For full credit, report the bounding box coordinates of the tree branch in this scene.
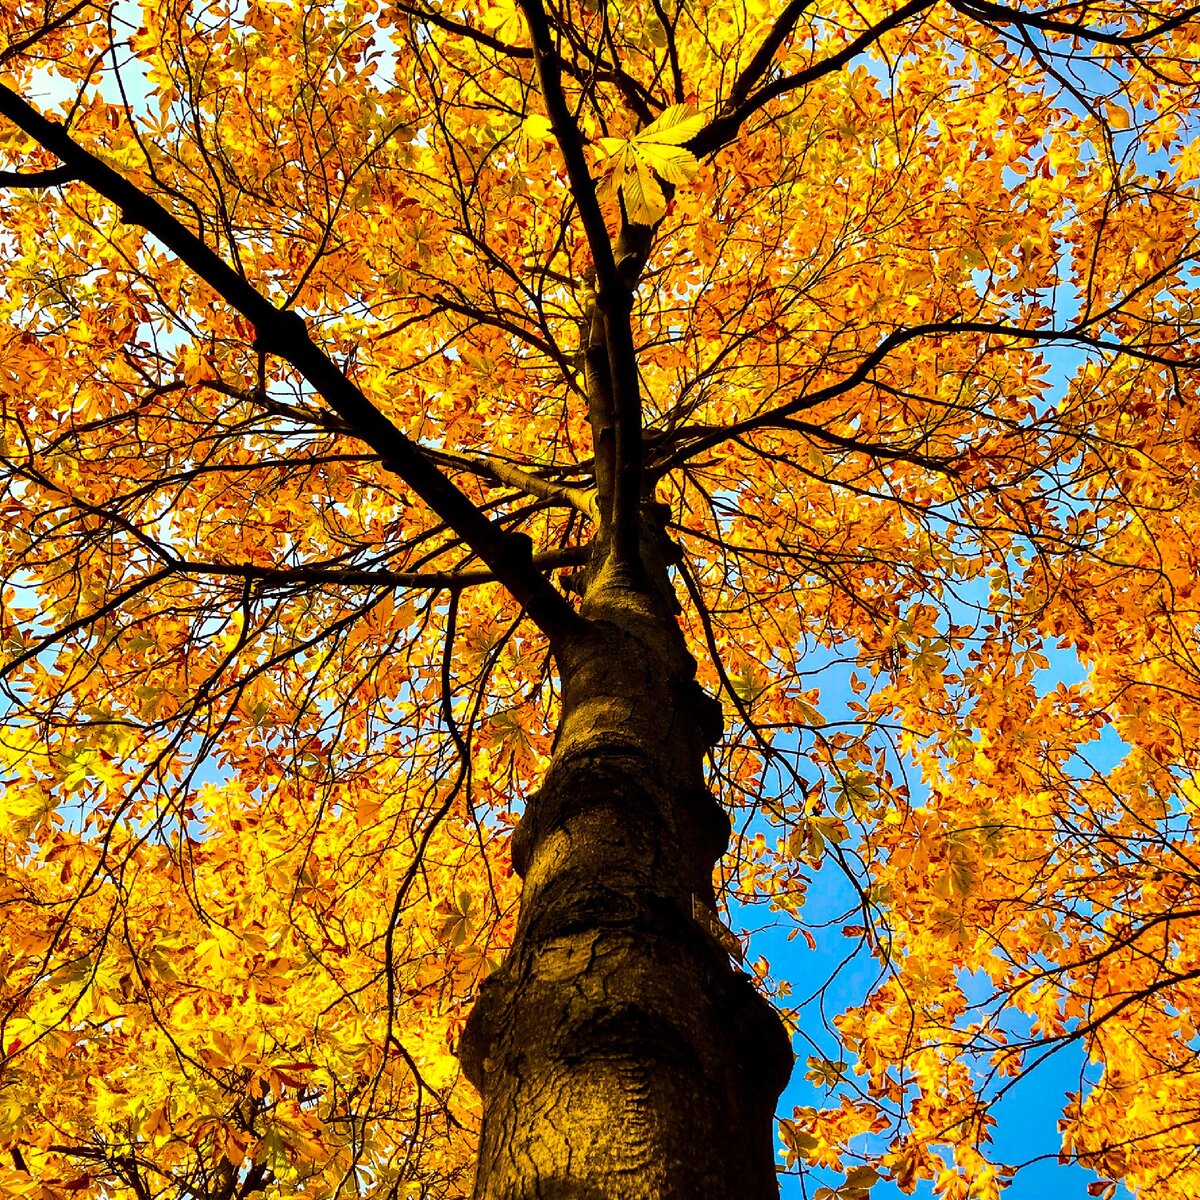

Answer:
[393,0,531,59]
[171,546,589,591]
[605,290,644,569]
[391,2,657,123]
[515,0,617,292]
[454,453,599,521]
[774,415,960,475]
[516,0,646,568]
[723,0,819,114]
[951,0,1200,47]
[692,0,1199,159]
[0,165,77,187]
[0,1,95,66]
[1,568,174,680]
[0,82,582,643]
[583,291,618,527]
[650,0,686,105]
[654,318,1200,471]
[690,0,934,157]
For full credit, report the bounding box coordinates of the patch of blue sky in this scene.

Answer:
[718,518,1135,1197]
[741,588,1135,1192]
[749,774,1111,1200]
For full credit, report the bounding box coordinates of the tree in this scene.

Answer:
[2,0,1200,1197]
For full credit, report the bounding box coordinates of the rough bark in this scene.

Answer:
[460,519,793,1199]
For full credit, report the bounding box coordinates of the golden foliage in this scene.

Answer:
[1,0,1200,1197]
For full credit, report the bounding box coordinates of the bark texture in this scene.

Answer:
[460,525,793,1199]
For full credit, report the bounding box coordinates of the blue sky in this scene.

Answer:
[748,630,1120,1200]
[741,316,1127,1196]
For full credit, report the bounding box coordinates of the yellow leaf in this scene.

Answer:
[1104,101,1132,130]
[480,0,524,38]
[634,104,707,147]
[522,113,554,141]
[598,106,705,222]
[631,141,700,185]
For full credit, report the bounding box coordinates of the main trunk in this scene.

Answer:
[460,531,793,1199]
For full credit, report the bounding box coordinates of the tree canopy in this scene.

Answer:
[3,0,1200,1198]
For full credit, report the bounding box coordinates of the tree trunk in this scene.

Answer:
[460,523,793,1199]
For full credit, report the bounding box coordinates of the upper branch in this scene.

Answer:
[949,0,1200,47]
[690,0,935,157]
[653,319,964,470]
[392,0,531,59]
[0,1,95,66]
[392,1,656,123]
[516,0,618,292]
[653,318,1200,472]
[516,0,647,569]
[723,0,819,114]
[0,82,582,642]
[691,0,1199,159]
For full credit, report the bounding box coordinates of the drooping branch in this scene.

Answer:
[0,567,174,680]
[0,82,583,642]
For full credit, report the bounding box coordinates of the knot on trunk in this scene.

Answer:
[725,972,796,1105]
[677,678,724,750]
[507,749,728,909]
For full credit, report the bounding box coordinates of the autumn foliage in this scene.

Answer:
[3,0,1200,1197]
